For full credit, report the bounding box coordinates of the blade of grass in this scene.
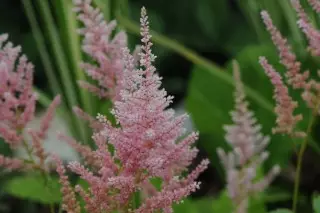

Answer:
[35,0,87,142]
[22,0,61,96]
[35,0,78,108]
[237,0,266,42]
[23,0,75,135]
[55,0,93,116]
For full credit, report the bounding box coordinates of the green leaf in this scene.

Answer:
[173,199,198,213]
[4,175,62,204]
[149,177,162,191]
[173,198,214,213]
[211,191,233,213]
[0,138,11,156]
[211,190,267,213]
[195,0,228,42]
[268,209,293,213]
[313,195,320,213]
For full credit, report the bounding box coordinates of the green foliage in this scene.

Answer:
[211,191,232,212]
[211,190,267,213]
[0,138,11,156]
[268,209,293,213]
[173,198,214,213]
[195,0,229,43]
[313,195,320,213]
[4,175,62,204]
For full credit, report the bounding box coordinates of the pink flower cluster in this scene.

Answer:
[217,62,280,213]
[74,0,139,101]
[0,34,60,172]
[55,2,209,213]
[260,0,320,137]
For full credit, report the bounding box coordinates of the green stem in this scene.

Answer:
[57,0,93,116]
[237,0,266,43]
[22,0,62,96]
[292,100,320,212]
[35,0,88,142]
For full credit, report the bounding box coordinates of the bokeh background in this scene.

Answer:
[1,0,320,212]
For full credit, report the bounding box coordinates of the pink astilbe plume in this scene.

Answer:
[54,155,81,213]
[0,34,61,171]
[74,0,139,101]
[259,57,304,137]
[57,6,208,213]
[261,10,309,89]
[291,0,320,113]
[261,2,320,126]
[217,61,280,213]
[0,34,37,148]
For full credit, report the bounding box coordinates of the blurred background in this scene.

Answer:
[1,0,320,212]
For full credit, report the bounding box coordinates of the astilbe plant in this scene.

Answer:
[260,0,320,212]
[217,61,280,213]
[0,34,60,173]
[55,3,209,213]
[1,0,298,212]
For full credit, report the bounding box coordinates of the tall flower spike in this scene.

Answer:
[262,2,320,116]
[259,57,305,137]
[54,155,81,213]
[0,34,37,148]
[261,10,309,89]
[60,6,208,213]
[217,61,280,213]
[73,0,139,101]
[291,0,320,113]
[292,0,320,57]
[0,34,61,172]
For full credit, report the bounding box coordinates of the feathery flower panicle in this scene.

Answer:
[54,155,81,213]
[261,1,320,123]
[217,61,280,213]
[0,34,61,171]
[0,34,37,148]
[259,57,304,137]
[58,6,208,213]
[307,0,320,12]
[292,0,320,57]
[73,0,139,101]
[261,10,309,89]
[291,0,320,113]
